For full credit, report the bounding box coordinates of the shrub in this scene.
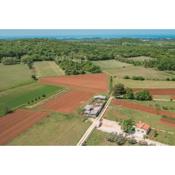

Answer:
[2,57,18,65]
[120,119,135,133]
[116,134,126,145]
[123,75,130,79]
[135,90,152,101]
[42,94,46,98]
[128,138,137,145]
[113,83,126,97]
[132,76,145,81]
[1,105,10,115]
[166,77,170,81]
[107,133,118,142]
[124,88,134,99]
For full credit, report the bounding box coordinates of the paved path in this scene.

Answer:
[76,96,113,146]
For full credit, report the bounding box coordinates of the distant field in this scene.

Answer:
[124,56,153,61]
[0,83,63,116]
[93,60,174,80]
[0,64,33,91]
[114,78,175,88]
[104,104,175,145]
[34,61,64,78]
[8,113,90,145]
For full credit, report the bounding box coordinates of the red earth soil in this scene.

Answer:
[40,73,108,92]
[0,109,47,145]
[160,118,175,128]
[133,88,175,95]
[112,99,175,118]
[38,89,95,113]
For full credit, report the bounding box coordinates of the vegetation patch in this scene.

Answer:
[8,113,90,145]
[0,83,63,116]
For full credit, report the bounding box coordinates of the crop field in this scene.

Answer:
[8,113,90,145]
[0,63,33,91]
[34,61,64,78]
[114,78,175,88]
[104,103,175,145]
[93,60,174,80]
[0,83,63,116]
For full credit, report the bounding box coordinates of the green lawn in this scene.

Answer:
[8,113,90,145]
[0,83,63,116]
[34,61,64,78]
[93,60,174,80]
[0,63,33,91]
[104,104,175,145]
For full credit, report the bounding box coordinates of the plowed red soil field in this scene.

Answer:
[40,73,108,92]
[133,88,175,95]
[38,89,94,113]
[0,73,108,144]
[0,109,47,145]
[38,73,108,113]
[112,99,175,118]
[160,118,175,128]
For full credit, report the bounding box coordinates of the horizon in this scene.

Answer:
[0,29,175,39]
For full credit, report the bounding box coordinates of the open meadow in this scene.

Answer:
[93,60,175,80]
[8,112,90,145]
[34,61,64,78]
[0,63,33,91]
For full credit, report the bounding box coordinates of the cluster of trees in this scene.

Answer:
[1,57,18,65]
[55,58,101,75]
[1,38,175,71]
[124,75,145,80]
[113,83,152,101]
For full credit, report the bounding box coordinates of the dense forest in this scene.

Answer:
[0,38,175,72]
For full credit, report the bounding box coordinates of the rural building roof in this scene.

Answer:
[93,95,107,100]
[136,121,150,131]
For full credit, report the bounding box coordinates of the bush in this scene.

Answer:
[135,90,152,101]
[132,76,145,81]
[107,133,118,142]
[166,77,170,81]
[124,88,134,99]
[2,57,18,65]
[123,75,130,79]
[138,140,148,146]
[128,138,137,145]
[113,83,126,97]
[116,134,126,145]
[42,94,46,98]
[31,74,37,80]
[120,119,135,133]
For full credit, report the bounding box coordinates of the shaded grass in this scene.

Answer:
[8,113,90,145]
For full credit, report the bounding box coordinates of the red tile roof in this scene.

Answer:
[136,121,150,131]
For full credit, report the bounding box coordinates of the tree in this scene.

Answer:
[113,83,126,97]
[109,76,113,94]
[120,119,135,133]
[1,57,18,65]
[124,88,134,99]
[116,134,126,145]
[21,55,33,64]
[135,90,152,101]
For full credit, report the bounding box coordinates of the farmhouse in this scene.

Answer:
[135,121,151,138]
[83,95,107,117]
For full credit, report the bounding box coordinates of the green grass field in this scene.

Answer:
[0,64,33,91]
[93,60,174,80]
[8,113,90,145]
[104,104,175,145]
[34,61,64,78]
[0,83,63,116]
[113,78,175,88]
